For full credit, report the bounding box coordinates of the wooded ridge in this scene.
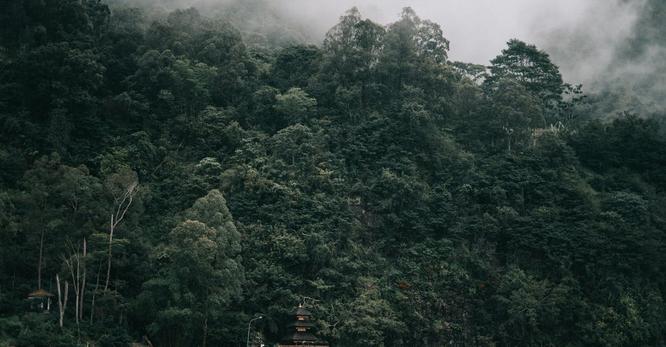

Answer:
[0,1,665,346]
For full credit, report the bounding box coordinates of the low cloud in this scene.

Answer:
[115,0,664,114]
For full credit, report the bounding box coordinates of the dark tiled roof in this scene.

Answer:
[294,306,312,316]
[287,321,315,328]
[280,305,328,346]
[280,331,320,343]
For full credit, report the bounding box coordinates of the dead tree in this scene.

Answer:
[64,238,87,324]
[37,228,45,289]
[56,274,69,328]
[80,238,86,321]
[104,176,138,291]
[89,261,103,324]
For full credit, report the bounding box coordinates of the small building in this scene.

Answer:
[278,305,329,347]
[27,288,54,312]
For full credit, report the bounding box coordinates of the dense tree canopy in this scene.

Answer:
[1,2,665,347]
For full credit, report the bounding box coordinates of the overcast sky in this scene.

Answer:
[273,0,591,63]
[153,0,646,87]
[265,0,643,83]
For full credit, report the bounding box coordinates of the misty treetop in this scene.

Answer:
[1,1,666,346]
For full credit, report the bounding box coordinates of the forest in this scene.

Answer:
[0,0,665,346]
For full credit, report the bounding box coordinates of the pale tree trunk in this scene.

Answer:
[37,229,45,289]
[75,258,79,326]
[64,238,88,326]
[80,238,86,321]
[56,274,68,328]
[105,214,114,292]
[64,247,79,326]
[104,181,137,291]
[90,261,102,324]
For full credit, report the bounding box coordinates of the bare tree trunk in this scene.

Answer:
[75,254,80,326]
[65,249,80,326]
[90,261,102,324]
[104,180,137,291]
[37,229,45,289]
[104,214,114,291]
[80,238,87,321]
[64,238,88,326]
[56,274,68,328]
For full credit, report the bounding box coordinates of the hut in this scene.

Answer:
[27,288,54,312]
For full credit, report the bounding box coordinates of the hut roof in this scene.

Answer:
[28,288,54,298]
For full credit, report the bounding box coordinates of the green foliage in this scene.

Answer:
[1,3,665,347]
[485,39,564,111]
[274,88,318,125]
[139,190,243,345]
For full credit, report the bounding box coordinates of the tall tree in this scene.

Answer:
[141,189,243,346]
[484,39,564,121]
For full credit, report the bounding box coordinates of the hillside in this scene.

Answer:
[0,1,665,346]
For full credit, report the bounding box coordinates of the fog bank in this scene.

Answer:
[115,0,664,115]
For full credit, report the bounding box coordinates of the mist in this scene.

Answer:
[270,0,636,65]
[143,1,628,63]
[271,0,664,116]
[115,0,664,115]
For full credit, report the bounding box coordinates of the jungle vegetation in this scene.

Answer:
[0,1,665,346]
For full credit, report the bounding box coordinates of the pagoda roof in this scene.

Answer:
[280,331,321,343]
[287,321,316,328]
[280,304,328,346]
[294,306,312,316]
